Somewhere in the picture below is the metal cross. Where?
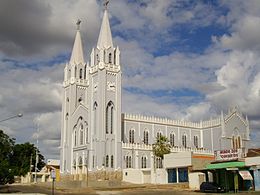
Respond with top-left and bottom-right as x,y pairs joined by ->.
76,19 -> 81,30
103,0 -> 109,10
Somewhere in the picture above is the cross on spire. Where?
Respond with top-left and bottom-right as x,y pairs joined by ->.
76,19 -> 81,30
103,0 -> 109,10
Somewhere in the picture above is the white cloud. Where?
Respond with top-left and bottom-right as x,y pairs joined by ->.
1,0 -> 260,162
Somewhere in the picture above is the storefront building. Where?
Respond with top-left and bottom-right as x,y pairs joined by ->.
205,149 -> 256,192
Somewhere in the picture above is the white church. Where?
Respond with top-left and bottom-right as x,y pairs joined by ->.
60,4 -> 250,184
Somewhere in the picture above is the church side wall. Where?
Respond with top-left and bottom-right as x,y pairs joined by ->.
123,119 -> 204,149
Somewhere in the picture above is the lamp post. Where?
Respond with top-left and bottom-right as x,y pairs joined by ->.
0,113 -> 23,123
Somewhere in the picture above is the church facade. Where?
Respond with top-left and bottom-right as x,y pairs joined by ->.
60,7 -> 250,178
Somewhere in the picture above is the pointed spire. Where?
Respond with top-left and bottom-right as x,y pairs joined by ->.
70,19 -> 85,64
97,3 -> 113,49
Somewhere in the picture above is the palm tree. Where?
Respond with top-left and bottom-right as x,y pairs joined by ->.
152,135 -> 171,159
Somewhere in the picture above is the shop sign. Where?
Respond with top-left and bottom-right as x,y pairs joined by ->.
239,170 -> 253,180
214,149 -> 242,161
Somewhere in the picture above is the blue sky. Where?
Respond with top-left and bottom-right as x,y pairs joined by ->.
0,0 -> 259,160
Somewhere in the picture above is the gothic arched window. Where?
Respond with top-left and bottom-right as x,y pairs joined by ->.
68,69 -> 71,79
232,135 -> 236,149
80,124 -> 84,145
129,156 -> 132,168
79,68 -> 83,79
106,101 -> 114,134
126,156 -> 129,168
78,156 -> 83,167
74,130 -> 77,147
109,53 -> 112,63
237,136 -> 241,148
105,155 -> 109,167
156,131 -> 162,140
141,156 -> 147,168
111,155 -> 114,168
85,122 -> 88,143
94,102 -> 98,132
84,65 -> 87,79
143,130 -> 149,145
156,157 -> 162,168
129,129 -> 135,143
96,54 -> 99,63
182,134 -> 187,148
194,136 -> 198,148
170,133 -> 175,147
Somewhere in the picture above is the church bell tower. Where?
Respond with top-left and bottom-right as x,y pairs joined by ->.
89,2 -> 122,170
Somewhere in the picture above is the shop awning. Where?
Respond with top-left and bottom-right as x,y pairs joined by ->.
239,171 -> 253,180
206,161 -> 245,170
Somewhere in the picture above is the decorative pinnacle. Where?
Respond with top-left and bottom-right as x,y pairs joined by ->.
76,19 -> 81,30
103,0 -> 109,10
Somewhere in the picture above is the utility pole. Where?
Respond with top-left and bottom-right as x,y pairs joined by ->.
29,155 -> 32,183
34,122 -> 39,183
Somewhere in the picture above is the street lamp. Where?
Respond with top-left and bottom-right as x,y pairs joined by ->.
0,113 -> 23,123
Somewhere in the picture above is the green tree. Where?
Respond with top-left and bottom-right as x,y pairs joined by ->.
10,142 -> 45,176
0,130 -> 45,184
152,135 -> 171,159
0,130 -> 15,184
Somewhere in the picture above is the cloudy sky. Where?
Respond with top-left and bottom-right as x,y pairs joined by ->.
0,0 -> 260,160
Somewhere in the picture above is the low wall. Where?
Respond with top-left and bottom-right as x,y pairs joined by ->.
58,171 -> 122,188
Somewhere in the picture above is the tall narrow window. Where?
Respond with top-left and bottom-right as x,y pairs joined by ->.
182,134 -> 187,148
111,106 -> 113,134
105,155 -> 109,167
84,65 -> 86,79
96,54 -> 99,63
109,53 -> 112,63
85,125 -> 88,143
106,101 -> 114,134
129,129 -> 135,143
68,69 -> 71,79
237,136 -> 241,148
74,130 -> 77,147
78,156 -> 83,167
144,131 -> 149,145
129,156 -> 132,168
111,155 -> 114,168
94,102 -> 98,132
75,67 -> 77,77
114,50 -> 116,64
170,133 -> 175,147
156,157 -> 162,168
194,136 -> 198,148
93,156 -> 95,168
232,135 -> 235,149
141,156 -> 147,168
80,124 -> 84,145
126,156 -> 129,168
79,68 -> 83,79
157,132 -> 162,139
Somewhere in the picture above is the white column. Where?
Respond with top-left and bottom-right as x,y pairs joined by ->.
135,151 -> 139,169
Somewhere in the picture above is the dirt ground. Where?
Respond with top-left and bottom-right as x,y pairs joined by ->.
0,183 -> 259,195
